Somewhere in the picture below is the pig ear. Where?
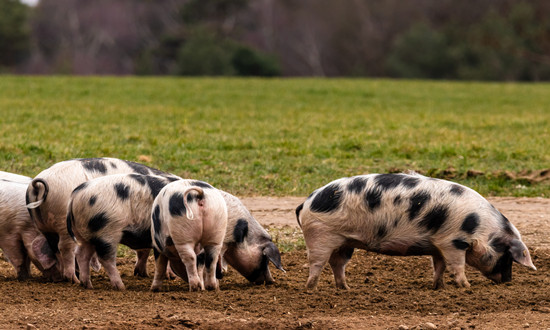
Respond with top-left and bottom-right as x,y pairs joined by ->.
90,254 -> 102,272
509,239 -> 536,270
263,242 -> 285,273
469,239 -> 487,258
31,236 -> 57,270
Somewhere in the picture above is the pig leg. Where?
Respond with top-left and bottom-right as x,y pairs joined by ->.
1,239 -> 31,280
431,252 -> 447,289
166,262 -> 177,279
203,245 -> 222,291
441,250 -> 470,288
305,232 -> 346,290
99,254 -> 125,290
58,237 -> 79,284
175,243 -> 203,291
75,243 -> 95,289
134,249 -> 149,277
328,246 -> 354,290
150,254 -> 169,292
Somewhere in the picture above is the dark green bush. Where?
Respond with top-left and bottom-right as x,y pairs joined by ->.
231,46 -> 280,77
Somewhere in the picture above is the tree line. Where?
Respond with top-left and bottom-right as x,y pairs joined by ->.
2,0 -> 550,80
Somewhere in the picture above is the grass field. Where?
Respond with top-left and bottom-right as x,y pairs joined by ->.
0,76 -> 548,197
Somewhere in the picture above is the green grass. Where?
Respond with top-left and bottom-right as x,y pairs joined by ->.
268,226 -> 307,253
0,76 -> 548,197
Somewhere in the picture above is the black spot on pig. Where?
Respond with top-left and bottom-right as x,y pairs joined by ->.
450,184 -> 465,196
72,182 -> 88,195
145,176 -> 168,198
374,174 -> 403,191
393,195 -> 402,206
376,224 -> 388,239
43,232 -> 60,254
452,239 -> 469,250
90,237 -> 112,259
165,176 -> 180,182
89,195 -> 97,206
205,251 -> 215,269
461,213 -> 480,234
121,229 -> 152,250
295,203 -> 304,225
233,219 -> 249,243
406,241 -> 438,256
401,176 -> 420,189
347,177 -> 367,194
109,162 -> 118,169
419,204 -> 449,233
408,191 -> 431,221
129,174 -> 146,186
66,207 -> 75,239
364,188 -> 382,211
124,160 -> 151,175
186,191 -> 202,204
114,183 -> 130,200
152,205 -> 161,233
310,183 -> 343,213
88,212 -> 109,232
189,180 -> 213,189
490,236 -> 509,253
81,158 -> 107,174
169,193 -> 185,216
196,252 -> 205,267
499,212 -> 515,235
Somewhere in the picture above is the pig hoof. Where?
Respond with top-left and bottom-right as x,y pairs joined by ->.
205,284 -> 219,291
189,286 -> 201,292
134,268 -> 148,277
150,285 -> 161,292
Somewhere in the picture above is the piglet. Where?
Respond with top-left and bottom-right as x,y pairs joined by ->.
67,173 -> 175,290
150,180 -> 228,291
296,173 -> 536,290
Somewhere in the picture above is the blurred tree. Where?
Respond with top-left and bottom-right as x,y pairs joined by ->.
386,23 -> 455,79
231,46 -> 280,76
455,2 -> 550,81
0,0 -> 30,69
14,0 -> 550,79
177,28 -> 236,76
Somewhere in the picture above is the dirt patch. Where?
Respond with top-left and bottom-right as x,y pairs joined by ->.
0,197 -> 549,329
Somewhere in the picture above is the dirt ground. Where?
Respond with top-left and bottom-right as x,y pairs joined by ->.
0,197 -> 549,329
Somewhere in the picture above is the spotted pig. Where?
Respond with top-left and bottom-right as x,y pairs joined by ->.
150,180 -> 228,291
296,173 -> 536,290
26,158 -> 180,283
67,173 -> 176,290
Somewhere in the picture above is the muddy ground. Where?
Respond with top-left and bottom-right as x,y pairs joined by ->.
0,197 -> 549,329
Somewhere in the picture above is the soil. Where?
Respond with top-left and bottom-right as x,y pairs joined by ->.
1,197 -> 549,329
